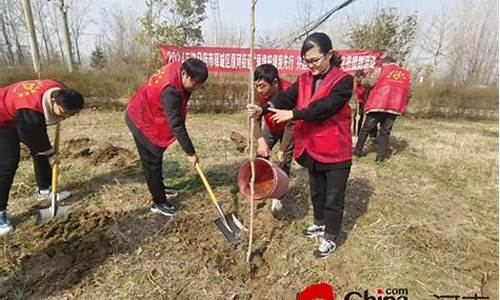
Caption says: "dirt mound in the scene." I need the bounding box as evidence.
[230,131,247,153]
[90,143,138,168]
[58,138,138,168]
[36,210,118,245]
[0,210,125,299]
[60,137,95,159]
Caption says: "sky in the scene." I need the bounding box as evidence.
[81,0,461,56]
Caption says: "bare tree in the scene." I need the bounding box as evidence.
[446,0,498,85]
[47,0,66,65]
[67,0,93,65]
[419,8,449,86]
[205,21,245,47]
[98,8,147,67]
[256,34,280,49]
[32,0,59,63]
[4,1,26,65]
[0,1,15,66]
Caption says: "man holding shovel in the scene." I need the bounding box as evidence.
[251,64,294,214]
[125,58,208,217]
[0,80,84,235]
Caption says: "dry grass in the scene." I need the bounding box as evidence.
[0,110,497,299]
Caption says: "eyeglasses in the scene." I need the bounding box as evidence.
[303,54,325,66]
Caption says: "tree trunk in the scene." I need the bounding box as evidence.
[21,0,41,71]
[34,0,51,62]
[56,0,73,72]
[7,3,25,65]
[75,38,81,65]
[12,30,25,65]
[0,46,8,66]
[49,1,66,65]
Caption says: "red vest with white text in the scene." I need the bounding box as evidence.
[259,78,292,135]
[294,67,352,164]
[0,79,64,128]
[127,62,188,148]
[365,64,410,115]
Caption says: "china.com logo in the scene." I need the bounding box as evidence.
[345,288,409,300]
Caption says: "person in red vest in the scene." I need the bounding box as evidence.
[352,57,411,162]
[248,32,353,259]
[0,80,84,235]
[353,69,377,140]
[252,63,293,214]
[125,58,208,217]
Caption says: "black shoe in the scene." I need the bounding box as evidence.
[151,202,177,217]
[352,150,362,157]
[375,156,387,163]
[313,238,337,259]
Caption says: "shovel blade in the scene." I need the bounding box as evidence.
[37,205,70,224]
[213,214,243,245]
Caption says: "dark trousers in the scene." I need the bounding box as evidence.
[125,114,167,205]
[355,102,377,138]
[354,112,397,160]
[309,167,350,242]
[261,126,294,176]
[0,127,51,211]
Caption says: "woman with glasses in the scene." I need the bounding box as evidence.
[248,32,353,259]
[0,80,84,235]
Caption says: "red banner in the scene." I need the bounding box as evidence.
[159,45,381,75]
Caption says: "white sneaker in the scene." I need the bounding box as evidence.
[271,198,283,213]
[0,211,14,236]
[304,224,326,238]
[37,188,72,202]
[313,238,337,259]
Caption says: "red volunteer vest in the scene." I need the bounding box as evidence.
[127,62,188,148]
[365,64,410,114]
[259,78,292,135]
[0,79,64,128]
[294,67,352,164]
[354,83,366,103]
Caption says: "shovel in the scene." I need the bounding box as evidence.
[37,123,70,224]
[195,163,245,245]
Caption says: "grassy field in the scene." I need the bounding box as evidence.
[0,109,498,299]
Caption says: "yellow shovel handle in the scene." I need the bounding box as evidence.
[51,122,60,194]
[195,163,218,206]
[52,164,58,194]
